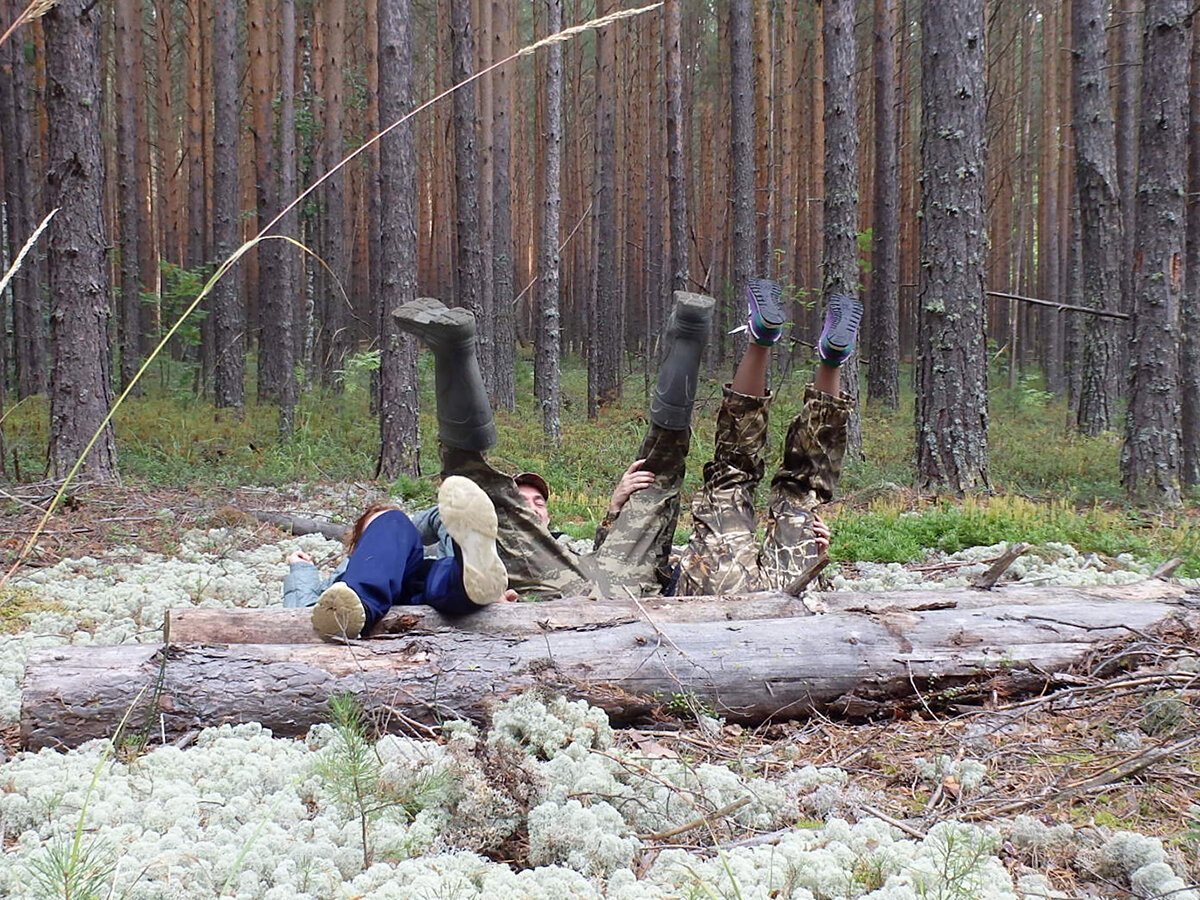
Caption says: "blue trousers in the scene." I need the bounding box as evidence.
[337,509,478,629]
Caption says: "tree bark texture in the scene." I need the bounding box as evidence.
[590,0,621,414]
[24,582,1192,750]
[116,0,142,393]
[451,0,491,393]
[536,0,564,441]
[1121,0,1190,506]
[250,0,282,403]
[822,0,861,449]
[1183,19,1200,487]
[1117,0,1143,324]
[491,0,516,412]
[45,0,118,482]
[665,0,688,295]
[210,0,244,408]
[867,0,900,411]
[377,0,421,479]
[729,0,754,332]
[1,0,46,398]
[318,0,349,388]
[915,0,989,494]
[1071,0,1123,435]
[275,0,300,437]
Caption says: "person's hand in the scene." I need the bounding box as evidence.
[608,459,657,515]
[287,550,314,565]
[812,512,831,556]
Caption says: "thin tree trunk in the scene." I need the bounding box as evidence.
[450,0,491,393]
[116,0,141,392]
[45,0,118,481]
[1121,0,1190,505]
[536,0,564,441]
[319,0,349,387]
[665,0,688,295]
[730,0,754,367]
[822,0,861,449]
[276,0,298,436]
[753,0,771,275]
[210,0,243,408]
[1072,0,1122,434]
[250,0,279,401]
[1182,18,1200,487]
[1116,0,1142,333]
[590,0,621,413]
[491,0,515,412]
[377,0,421,478]
[915,0,989,494]
[868,0,899,410]
[1040,0,1064,396]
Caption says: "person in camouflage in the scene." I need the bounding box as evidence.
[395,291,715,600]
[676,282,861,596]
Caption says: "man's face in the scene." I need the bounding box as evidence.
[518,484,551,526]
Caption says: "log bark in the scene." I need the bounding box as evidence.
[23,582,1193,750]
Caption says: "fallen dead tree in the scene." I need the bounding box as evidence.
[21,581,1196,750]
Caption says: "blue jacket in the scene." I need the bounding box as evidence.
[282,505,451,608]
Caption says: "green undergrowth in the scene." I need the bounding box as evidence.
[1,351,1197,571]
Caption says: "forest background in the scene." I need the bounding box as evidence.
[1,0,1199,572]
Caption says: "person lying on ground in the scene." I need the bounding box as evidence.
[673,280,860,595]
[393,290,716,600]
[285,476,516,641]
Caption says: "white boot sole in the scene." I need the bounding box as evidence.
[438,475,507,605]
[311,583,366,641]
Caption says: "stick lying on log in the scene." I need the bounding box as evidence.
[242,509,349,542]
[22,581,1194,750]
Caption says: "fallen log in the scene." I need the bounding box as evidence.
[21,581,1195,750]
[166,581,1185,644]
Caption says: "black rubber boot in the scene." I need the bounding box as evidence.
[649,291,716,430]
[393,297,497,451]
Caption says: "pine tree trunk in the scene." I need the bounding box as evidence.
[1072,0,1122,434]
[665,0,688,295]
[491,0,516,412]
[210,0,243,408]
[915,0,989,494]
[377,0,421,479]
[1116,0,1142,331]
[450,0,491,392]
[249,0,280,401]
[867,0,900,411]
[1039,0,1064,396]
[116,0,141,392]
[319,0,349,388]
[729,0,754,351]
[45,0,118,481]
[822,0,861,447]
[1182,23,1200,487]
[1121,0,1190,505]
[536,0,564,442]
[753,0,771,275]
[276,0,299,437]
[589,0,621,414]
[0,0,46,398]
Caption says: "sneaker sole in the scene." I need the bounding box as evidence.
[747,278,786,327]
[438,475,507,606]
[312,583,366,642]
[822,294,863,352]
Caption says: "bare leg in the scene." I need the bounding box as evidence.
[731,343,771,397]
[813,360,841,396]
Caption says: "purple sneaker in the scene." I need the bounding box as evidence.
[818,294,863,366]
[746,278,785,346]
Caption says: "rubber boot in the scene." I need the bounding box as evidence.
[649,291,716,430]
[393,297,497,451]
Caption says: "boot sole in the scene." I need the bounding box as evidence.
[438,475,507,605]
[747,279,785,327]
[393,297,474,335]
[312,583,366,642]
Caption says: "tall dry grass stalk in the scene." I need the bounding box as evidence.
[1,1,664,587]
[0,0,56,50]
[0,208,56,300]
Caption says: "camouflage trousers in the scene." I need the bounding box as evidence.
[440,423,690,600]
[676,384,852,596]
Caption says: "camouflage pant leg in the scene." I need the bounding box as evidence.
[676,388,771,596]
[440,445,590,599]
[759,386,853,591]
[589,424,690,596]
